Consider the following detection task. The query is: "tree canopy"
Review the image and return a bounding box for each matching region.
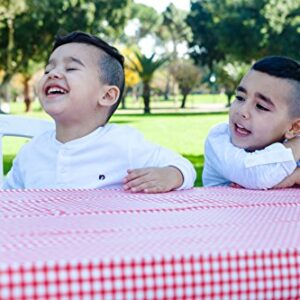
[0,0,132,108]
[187,0,300,68]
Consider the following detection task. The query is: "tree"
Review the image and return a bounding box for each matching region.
[156,4,192,58]
[0,0,132,111]
[120,2,161,45]
[170,60,202,108]
[121,47,140,109]
[0,0,26,109]
[187,0,225,70]
[214,61,249,107]
[187,0,300,67]
[127,51,168,114]
[157,4,193,100]
[187,0,300,107]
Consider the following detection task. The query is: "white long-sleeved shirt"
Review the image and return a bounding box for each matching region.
[202,123,298,189]
[4,124,196,190]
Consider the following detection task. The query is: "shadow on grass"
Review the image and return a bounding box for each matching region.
[32,106,43,113]
[183,154,204,187]
[115,111,228,118]
[110,120,136,124]
[4,155,14,175]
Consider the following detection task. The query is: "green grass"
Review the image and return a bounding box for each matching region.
[4,96,228,186]
[124,93,227,109]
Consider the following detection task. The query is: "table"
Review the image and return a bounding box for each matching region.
[0,187,300,299]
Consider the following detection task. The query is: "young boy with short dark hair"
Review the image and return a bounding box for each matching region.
[4,31,196,192]
[203,56,300,189]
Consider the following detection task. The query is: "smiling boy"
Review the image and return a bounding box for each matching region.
[4,31,196,191]
[203,56,300,189]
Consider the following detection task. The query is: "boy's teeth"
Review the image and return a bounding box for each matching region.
[48,87,66,94]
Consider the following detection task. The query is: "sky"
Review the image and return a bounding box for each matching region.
[135,0,190,12]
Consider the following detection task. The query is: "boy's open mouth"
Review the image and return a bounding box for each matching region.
[45,85,68,96]
[235,123,251,136]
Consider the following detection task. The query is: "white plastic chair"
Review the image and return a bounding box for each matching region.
[0,115,54,185]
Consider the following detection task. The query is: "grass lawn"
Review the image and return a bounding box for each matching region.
[123,93,228,109]
[3,95,229,186]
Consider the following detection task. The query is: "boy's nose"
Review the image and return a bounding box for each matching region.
[47,69,63,79]
[240,105,250,119]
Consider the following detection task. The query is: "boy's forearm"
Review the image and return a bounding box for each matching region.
[167,166,184,190]
[293,168,300,186]
[167,159,196,190]
[205,135,296,189]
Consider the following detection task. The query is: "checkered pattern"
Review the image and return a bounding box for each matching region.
[1,187,300,299]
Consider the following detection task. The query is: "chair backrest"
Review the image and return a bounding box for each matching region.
[0,115,54,186]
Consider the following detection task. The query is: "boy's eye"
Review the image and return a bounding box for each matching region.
[66,68,77,72]
[44,69,53,75]
[256,103,270,111]
[235,95,245,101]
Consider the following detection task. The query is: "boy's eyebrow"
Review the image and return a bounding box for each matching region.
[255,92,274,106]
[47,57,85,66]
[236,85,274,106]
[236,86,247,93]
[67,56,85,66]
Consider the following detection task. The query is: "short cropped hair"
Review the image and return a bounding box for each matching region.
[53,31,125,122]
[252,56,300,118]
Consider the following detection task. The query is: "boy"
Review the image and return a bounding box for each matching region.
[203,56,300,189]
[4,31,196,192]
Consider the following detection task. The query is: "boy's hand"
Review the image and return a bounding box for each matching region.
[123,166,183,193]
[284,136,300,161]
[273,168,300,189]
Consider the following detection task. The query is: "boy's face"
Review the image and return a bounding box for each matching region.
[229,70,295,151]
[38,43,106,122]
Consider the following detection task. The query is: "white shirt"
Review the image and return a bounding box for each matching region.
[202,123,298,189]
[4,124,196,190]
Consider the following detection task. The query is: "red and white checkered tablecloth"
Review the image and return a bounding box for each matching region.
[0,187,300,299]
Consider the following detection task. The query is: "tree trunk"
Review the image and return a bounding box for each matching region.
[2,75,12,113]
[143,82,151,114]
[121,97,126,109]
[23,77,31,112]
[3,16,14,111]
[121,87,128,109]
[181,93,188,108]
[164,73,170,101]
[226,90,234,107]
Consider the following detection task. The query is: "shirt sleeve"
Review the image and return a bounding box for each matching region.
[128,129,196,190]
[202,123,297,189]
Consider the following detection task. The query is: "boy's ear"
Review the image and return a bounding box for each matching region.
[98,86,120,107]
[285,118,300,139]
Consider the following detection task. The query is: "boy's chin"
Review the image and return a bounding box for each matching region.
[234,141,265,152]
[42,107,63,120]
[231,138,254,152]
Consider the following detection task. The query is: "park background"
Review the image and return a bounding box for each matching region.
[0,0,299,186]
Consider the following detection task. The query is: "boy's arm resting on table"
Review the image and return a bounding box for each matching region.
[203,124,297,189]
[274,167,300,189]
[123,128,196,193]
[123,166,184,193]
[283,136,300,161]
[274,137,300,188]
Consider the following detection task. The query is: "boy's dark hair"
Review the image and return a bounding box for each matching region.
[252,56,300,118]
[53,31,125,122]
